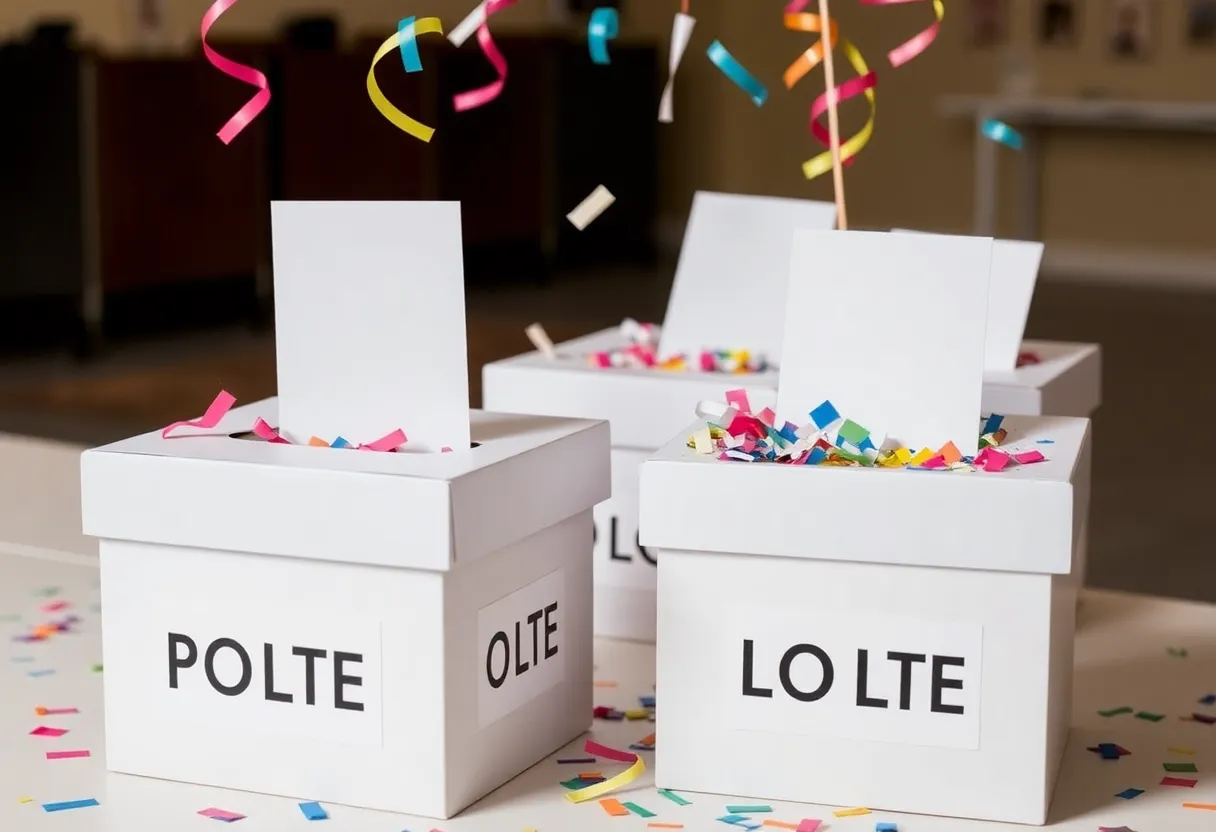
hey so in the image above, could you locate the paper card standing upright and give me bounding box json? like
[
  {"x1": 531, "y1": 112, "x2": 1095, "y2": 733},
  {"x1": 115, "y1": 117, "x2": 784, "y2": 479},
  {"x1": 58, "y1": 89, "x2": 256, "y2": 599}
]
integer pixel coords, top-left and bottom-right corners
[
  {"x1": 659, "y1": 192, "x2": 838, "y2": 364},
  {"x1": 893, "y1": 229, "x2": 1042, "y2": 372},
  {"x1": 778, "y1": 230, "x2": 993, "y2": 456},
  {"x1": 272, "y1": 201, "x2": 470, "y2": 451}
]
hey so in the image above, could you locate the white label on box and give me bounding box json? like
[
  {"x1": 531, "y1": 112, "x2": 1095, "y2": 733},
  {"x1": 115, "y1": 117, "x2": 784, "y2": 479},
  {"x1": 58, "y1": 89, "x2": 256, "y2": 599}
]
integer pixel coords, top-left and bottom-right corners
[
  {"x1": 726, "y1": 608, "x2": 983, "y2": 749},
  {"x1": 477, "y1": 568, "x2": 567, "y2": 727},
  {"x1": 152, "y1": 612, "x2": 383, "y2": 747},
  {"x1": 593, "y1": 498, "x2": 657, "y2": 591}
]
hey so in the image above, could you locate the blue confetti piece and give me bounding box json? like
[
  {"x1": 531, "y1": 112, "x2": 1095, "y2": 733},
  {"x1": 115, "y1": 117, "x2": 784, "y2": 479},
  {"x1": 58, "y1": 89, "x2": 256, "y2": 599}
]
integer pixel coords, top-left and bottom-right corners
[
  {"x1": 43, "y1": 798, "x2": 99, "y2": 812},
  {"x1": 299, "y1": 801, "x2": 328, "y2": 820},
  {"x1": 876, "y1": 823, "x2": 899, "y2": 832},
  {"x1": 639, "y1": 694, "x2": 655, "y2": 708},
  {"x1": 807, "y1": 446, "x2": 828, "y2": 465},
  {"x1": 28, "y1": 668, "x2": 55, "y2": 677},
  {"x1": 1200, "y1": 693, "x2": 1216, "y2": 705},
  {"x1": 1098, "y1": 743, "x2": 1121, "y2": 760},
  {"x1": 980, "y1": 118, "x2": 1023, "y2": 150},
  {"x1": 1115, "y1": 788, "x2": 1144, "y2": 799},
  {"x1": 1036, "y1": 439, "x2": 1055, "y2": 444},
  {"x1": 588, "y1": 7, "x2": 619, "y2": 65},
  {"x1": 858, "y1": 436, "x2": 876, "y2": 453},
  {"x1": 331, "y1": 437, "x2": 351, "y2": 449},
  {"x1": 809, "y1": 400, "x2": 840, "y2": 429},
  {"x1": 718, "y1": 815, "x2": 749, "y2": 825},
  {"x1": 982, "y1": 413, "x2": 1005, "y2": 435},
  {"x1": 397, "y1": 17, "x2": 424, "y2": 73},
  {"x1": 707, "y1": 40, "x2": 767, "y2": 107}
]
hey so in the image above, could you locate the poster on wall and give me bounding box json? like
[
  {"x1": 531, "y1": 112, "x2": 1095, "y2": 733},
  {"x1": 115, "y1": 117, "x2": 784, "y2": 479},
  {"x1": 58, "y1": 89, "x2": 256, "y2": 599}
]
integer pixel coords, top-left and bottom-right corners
[
  {"x1": 966, "y1": 0, "x2": 1008, "y2": 46},
  {"x1": 1039, "y1": 0, "x2": 1080, "y2": 46},
  {"x1": 1108, "y1": 0, "x2": 1154, "y2": 58},
  {"x1": 1188, "y1": 0, "x2": 1216, "y2": 45}
]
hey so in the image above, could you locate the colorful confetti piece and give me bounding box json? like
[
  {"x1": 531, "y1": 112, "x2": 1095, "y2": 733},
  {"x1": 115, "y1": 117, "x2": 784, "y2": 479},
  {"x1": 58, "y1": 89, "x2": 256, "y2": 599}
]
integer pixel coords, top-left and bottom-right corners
[
  {"x1": 567, "y1": 185, "x2": 616, "y2": 230},
  {"x1": 298, "y1": 801, "x2": 328, "y2": 820},
  {"x1": 980, "y1": 118, "x2": 1023, "y2": 150},
  {"x1": 588, "y1": 7, "x2": 619, "y2": 64},
  {"x1": 707, "y1": 40, "x2": 767, "y2": 106},
  {"x1": 368, "y1": 18, "x2": 445, "y2": 142},
  {"x1": 1115, "y1": 788, "x2": 1144, "y2": 799},
  {"x1": 728, "y1": 805, "x2": 773, "y2": 814},
  {"x1": 1161, "y1": 776, "x2": 1198, "y2": 787},
  {"x1": 46, "y1": 750, "x2": 90, "y2": 760},
  {"x1": 43, "y1": 799, "x2": 99, "y2": 812},
  {"x1": 1164, "y1": 762, "x2": 1198, "y2": 773},
  {"x1": 452, "y1": 0, "x2": 518, "y2": 112},
  {"x1": 199, "y1": 807, "x2": 247, "y2": 822},
  {"x1": 200, "y1": 1, "x2": 271, "y2": 144},
  {"x1": 1099, "y1": 706, "x2": 1134, "y2": 717},
  {"x1": 624, "y1": 801, "x2": 657, "y2": 818},
  {"x1": 659, "y1": 789, "x2": 691, "y2": 806}
]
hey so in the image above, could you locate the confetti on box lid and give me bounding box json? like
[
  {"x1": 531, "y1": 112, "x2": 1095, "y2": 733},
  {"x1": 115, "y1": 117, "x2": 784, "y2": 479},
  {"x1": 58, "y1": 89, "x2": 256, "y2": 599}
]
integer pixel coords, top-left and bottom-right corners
[
  {"x1": 582, "y1": 319, "x2": 771, "y2": 374},
  {"x1": 687, "y1": 390, "x2": 1048, "y2": 474}
]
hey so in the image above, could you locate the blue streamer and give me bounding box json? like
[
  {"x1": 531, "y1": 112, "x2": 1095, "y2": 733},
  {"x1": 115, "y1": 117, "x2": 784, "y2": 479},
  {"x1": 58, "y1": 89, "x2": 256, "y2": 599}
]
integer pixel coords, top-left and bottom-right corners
[
  {"x1": 980, "y1": 118, "x2": 1023, "y2": 150},
  {"x1": 707, "y1": 40, "x2": 767, "y2": 107},
  {"x1": 397, "y1": 16, "x2": 424, "y2": 74},
  {"x1": 588, "y1": 7, "x2": 619, "y2": 65}
]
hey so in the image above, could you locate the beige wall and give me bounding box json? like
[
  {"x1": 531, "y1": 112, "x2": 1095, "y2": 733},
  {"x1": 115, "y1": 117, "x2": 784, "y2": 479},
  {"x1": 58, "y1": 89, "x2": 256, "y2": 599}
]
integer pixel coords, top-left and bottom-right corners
[{"x1": 6, "y1": 0, "x2": 1214, "y2": 258}]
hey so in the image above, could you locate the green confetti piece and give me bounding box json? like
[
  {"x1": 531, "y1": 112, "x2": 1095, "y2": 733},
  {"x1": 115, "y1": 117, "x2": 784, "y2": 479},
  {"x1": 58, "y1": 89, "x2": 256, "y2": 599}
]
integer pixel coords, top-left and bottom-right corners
[
  {"x1": 837, "y1": 419, "x2": 870, "y2": 447},
  {"x1": 33, "y1": 587, "x2": 61, "y2": 597},
  {"x1": 726, "y1": 804, "x2": 773, "y2": 814},
  {"x1": 1098, "y1": 706, "x2": 1134, "y2": 717},
  {"x1": 623, "y1": 802, "x2": 656, "y2": 818},
  {"x1": 1135, "y1": 711, "x2": 1165, "y2": 722},
  {"x1": 1164, "y1": 762, "x2": 1198, "y2": 773},
  {"x1": 1167, "y1": 646, "x2": 1188, "y2": 657},
  {"x1": 657, "y1": 789, "x2": 691, "y2": 806},
  {"x1": 91, "y1": 664, "x2": 103, "y2": 673}
]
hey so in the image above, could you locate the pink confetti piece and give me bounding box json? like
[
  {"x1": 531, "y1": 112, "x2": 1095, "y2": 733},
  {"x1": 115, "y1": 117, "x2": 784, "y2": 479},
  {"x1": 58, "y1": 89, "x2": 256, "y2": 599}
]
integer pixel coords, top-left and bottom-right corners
[
  {"x1": 1161, "y1": 776, "x2": 1198, "y2": 787},
  {"x1": 725, "y1": 389, "x2": 752, "y2": 413},
  {"x1": 252, "y1": 417, "x2": 291, "y2": 444},
  {"x1": 46, "y1": 750, "x2": 90, "y2": 760},
  {"x1": 919, "y1": 455, "x2": 946, "y2": 470},
  {"x1": 162, "y1": 390, "x2": 236, "y2": 438},
  {"x1": 41, "y1": 600, "x2": 69, "y2": 612},
  {"x1": 199, "y1": 807, "x2": 247, "y2": 822},
  {"x1": 30, "y1": 726, "x2": 68, "y2": 737},
  {"x1": 35, "y1": 706, "x2": 79, "y2": 715},
  {"x1": 358, "y1": 429, "x2": 408, "y2": 452},
  {"x1": 452, "y1": 0, "x2": 517, "y2": 112},
  {"x1": 982, "y1": 449, "x2": 1011, "y2": 473},
  {"x1": 1013, "y1": 449, "x2": 1045, "y2": 464},
  {"x1": 796, "y1": 820, "x2": 822, "y2": 832},
  {"x1": 201, "y1": 0, "x2": 271, "y2": 144}
]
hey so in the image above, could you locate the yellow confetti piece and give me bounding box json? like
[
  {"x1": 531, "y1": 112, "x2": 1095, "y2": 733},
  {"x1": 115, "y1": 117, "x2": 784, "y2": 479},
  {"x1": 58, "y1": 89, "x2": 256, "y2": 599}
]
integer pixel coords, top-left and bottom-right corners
[
  {"x1": 1170, "y1": 746, "x2": 1198, "y2": 755},
  {"x1": 908, "y1": 448, "x2": 933, "y2": 467},
  {"x1": 833, "y1": 807, "x2": 871, "y2": 818},
  {"x1": 367, "y1": 17, "x2": 444, "y2": 142},
  {"x1": 564, "y1": 743, "x2": 646, "y2": 804},
  {"x1": 894, "y1": 447, "x2": 912, "y2": 464},
  {"x1": 18, "y1": 796, "x2": 33, "y2": 803}
]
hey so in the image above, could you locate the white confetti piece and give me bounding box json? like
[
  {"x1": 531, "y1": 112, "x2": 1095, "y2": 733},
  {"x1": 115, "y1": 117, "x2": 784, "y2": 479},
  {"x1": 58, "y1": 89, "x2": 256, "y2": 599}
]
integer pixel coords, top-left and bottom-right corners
[
  {"x1": 525, "y1": 323, "x2": 556, "y2": 359},
  {"x1": 659, "y1": 13, "x2": 696, "y2": 123},
  {"x1": 566, "y1": 185, "x2": 616, "y2": 231},
  {"x1": 448, "y1": 0, "x2": 487, "y2": 47}
]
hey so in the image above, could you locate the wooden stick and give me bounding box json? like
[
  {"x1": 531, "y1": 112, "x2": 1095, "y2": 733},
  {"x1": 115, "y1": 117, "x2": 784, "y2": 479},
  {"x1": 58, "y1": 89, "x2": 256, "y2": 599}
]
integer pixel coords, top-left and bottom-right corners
[{"x1": 817, "y1": 0, "x2": 847, "y2": 230}]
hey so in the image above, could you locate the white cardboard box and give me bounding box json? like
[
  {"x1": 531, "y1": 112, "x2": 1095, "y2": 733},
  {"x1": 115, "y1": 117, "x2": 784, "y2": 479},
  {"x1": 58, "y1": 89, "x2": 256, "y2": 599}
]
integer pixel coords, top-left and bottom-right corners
[
  {"x1": 79, "y1": 200, "x2": 612, "y2": 819},
  {"x1": 483, "y1": 328, "x2": 1098, "y2": 643},
  {"x1": 639, "y1": 229, "x2": 1091, "y2": 824},
  {"x1": 640, "y1": 414, "x2": 1090, "y2": 825}
]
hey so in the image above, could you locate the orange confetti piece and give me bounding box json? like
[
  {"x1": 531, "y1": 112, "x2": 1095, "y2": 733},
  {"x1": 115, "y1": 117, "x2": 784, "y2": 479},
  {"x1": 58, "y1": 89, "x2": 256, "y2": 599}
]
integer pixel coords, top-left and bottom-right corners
[
  {"x1": 638, "y1": 733, "x2": 656, "y2": 746},
  {"x1": 308, "y1": 436, "x2": 328, "y2": 447},
  {"x1": 938, "y1": 440, "x2": 962, "y2": 465},
  {"x1": 579, "y1": 771, "x2": 604, "y2": 780},
  {"x1": 649, "y1": 824, "x2": 684, "y2": 829},
  {"x1": 762, "y1": 822, "x2": 799, "y2": 830},
  {"x1": 1184, "y1": 802, "x2": 1216, "y2": 810},
  {"x1": 600, "y1": 798, "x2": 630, "y2": 817}
]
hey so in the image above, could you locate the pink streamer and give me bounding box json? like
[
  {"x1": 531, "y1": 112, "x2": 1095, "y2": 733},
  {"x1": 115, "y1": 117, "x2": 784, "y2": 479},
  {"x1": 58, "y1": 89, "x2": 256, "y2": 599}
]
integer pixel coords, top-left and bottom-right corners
[
  {"x1": 858, "y1": 0, "x2": 942, "y2": 68},
  {"x1": 357, "y1": 429, "x2": 408, "y2": 452},
  {"x1": 201, "y1": 0, "x2": 272, "y2": 144},
  {"x1": 162, "y1": 390, "x2": 236, "y2": 438},
  {"x1": 252, "y1": 418, "x2": 291, "y2": 444},
  {"x1": 808, "y1": 69, "x2": 878, "y2": 162},
  {"x1": 452, "y1": 0, "x2": 518, "y2": 112}
]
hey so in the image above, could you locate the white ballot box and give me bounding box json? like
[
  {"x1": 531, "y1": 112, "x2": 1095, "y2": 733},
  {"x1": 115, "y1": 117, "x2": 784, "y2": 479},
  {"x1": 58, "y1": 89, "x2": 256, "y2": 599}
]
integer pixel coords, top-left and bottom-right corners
[
  {"x1": 485, "y1": 191, "x2": 835, "y2": 640},
  {"x1": 640, "y1": 230, "x2": 1090, "y2": 825},
  {"x1": 80, "y1": 201, "x2": 610, "y2": 819}
]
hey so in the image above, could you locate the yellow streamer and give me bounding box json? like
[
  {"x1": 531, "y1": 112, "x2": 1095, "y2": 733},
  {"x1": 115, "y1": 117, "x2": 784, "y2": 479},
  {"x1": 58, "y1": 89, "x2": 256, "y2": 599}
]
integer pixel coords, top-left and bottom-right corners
[
  {"x1": 800, "y1": 40, "x2": 877, "y2": 182},
  {"x1": 367, "y1": 17, "x2": 444, "y2": 142},
  {"x1": 563, "y1": 754, "x2": 646, "y2": 803}
]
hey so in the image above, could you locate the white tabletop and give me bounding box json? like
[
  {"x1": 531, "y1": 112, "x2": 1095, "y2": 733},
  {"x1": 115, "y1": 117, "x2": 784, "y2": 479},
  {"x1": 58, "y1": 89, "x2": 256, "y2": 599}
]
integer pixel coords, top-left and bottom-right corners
[{"x1": 1, "y1": 435, "x2": 1214, "y2": 831}]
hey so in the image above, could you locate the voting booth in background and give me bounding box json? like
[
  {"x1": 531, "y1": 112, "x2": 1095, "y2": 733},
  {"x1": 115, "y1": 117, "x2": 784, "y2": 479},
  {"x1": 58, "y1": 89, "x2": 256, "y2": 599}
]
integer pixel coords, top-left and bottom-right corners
[
  {"x1": 80, "y1": 202, "x2": 610, "y2": 819},
  {"x1": 640, "y1": 231, "x2": 1090, "y2": 825},
  {"x1": 485, "y1": 191, "x2": 836, "y2": 640}
]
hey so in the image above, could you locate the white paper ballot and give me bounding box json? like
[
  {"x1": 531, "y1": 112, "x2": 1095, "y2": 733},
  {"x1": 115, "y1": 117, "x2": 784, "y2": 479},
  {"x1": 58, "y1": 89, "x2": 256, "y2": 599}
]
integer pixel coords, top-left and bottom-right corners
[
  {"x1": 271, "y1": 201, "x2": 470, "y2": 452},
  {"x1": 893, "y1": 229, "x2": 1042, "y2": 373},
  {"x1": 659, "y1": 192, "x2": 838, "y2": 364},
  {"x1": 777, "y1": 230, "x2": 993, "y2": 456}
]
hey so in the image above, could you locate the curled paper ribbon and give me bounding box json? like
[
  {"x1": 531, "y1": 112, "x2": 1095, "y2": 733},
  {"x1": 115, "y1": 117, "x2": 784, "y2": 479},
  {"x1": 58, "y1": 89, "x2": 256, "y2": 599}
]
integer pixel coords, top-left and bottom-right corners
[
  {"x1": 564, "y1": 740, "x2": 646, "y2": 803},
  {"x1": 981, "y1": 117, "x2": 1023, "y2": 150},
  {"x1": 200, "y1": 0, "x2": 271, "y2": 145},
  {"x1": 397, "y1": 16, "x2": 425, "y2": 72},
  {"x1": 782, "y1": 2, "x2": 839, "y2": 89},
  {"x1": 452, "y1": 0, "x2": 518, "y2": 112},
  {"x1": 707, "y1": 40, "x2": 767, "y2": 107},
  {"x1": 659, "y1": 12, "x2": 696, "y2": 123},
  {"x1": 803, "y1": 40, "x2": 877, "y2": 181},
  {"x1": 588, "y1": 7, "x2": 619, "y2": 65},
  {"x1": 162, "y1": 390, "x2": 236, "y2": 438},
  {"x1": 859, "y1": 0, "x2": 944, "y2": 68},
  {"x1": 368, "y1": 17, "x2": 444, "y2": 142}
]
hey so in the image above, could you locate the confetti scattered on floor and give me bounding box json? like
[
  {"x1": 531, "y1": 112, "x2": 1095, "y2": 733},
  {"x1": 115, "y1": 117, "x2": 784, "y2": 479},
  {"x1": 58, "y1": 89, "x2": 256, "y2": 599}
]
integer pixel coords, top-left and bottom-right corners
[
  {"x1": 46, "y1": 750, "x2": 90, "y2": 760},
  {"x1": 199, "y1": 807, "x2": 246, "y2": 822},
  {"x1": 832, "y1": 807, "x2": 871, "y2": 818},
  {"x1": 1164, "y1": 762, "x2": 1198, "y2": 773},
  {"x1": 1161, "y1": 776, "x2": 1198, "y2": 787},
  {"x1": 659, "y1": 789, "x2": 691, "y2": 806},
  {"x1": 1183, "y1": 802, "x2": 1216, "y2": 810},
  {"x1": 1099, "y1": 706, "x2": 1134, "y2": 717},
  {"x1": 43, "y1": 798, "x2": 99, "y2": 812},
  {"x1": 298, "y1": 801, "x2": 328, "y2": 820},
  {"x1": 1135, "y1": 711, "x2": 1164, "y2": 722},
  {"x1": 1115, "y1": 788, "x2": 1144, "y2": 799},
  {"x1": 728, "y1": 804, "x2": 773, "y2": 814},
  {"x1": 1088, "y1": 743, "x2": 1131, "y2": 759},
  {"x1": 1169, "y1": 746, "x2": 1197, "y2": 755},
  {"x1": 30, "y1": 726, "x2": 68, "y2": 737},
  {"x1": 35, "y1": 706, "x2": 79, "y2": 716}
]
